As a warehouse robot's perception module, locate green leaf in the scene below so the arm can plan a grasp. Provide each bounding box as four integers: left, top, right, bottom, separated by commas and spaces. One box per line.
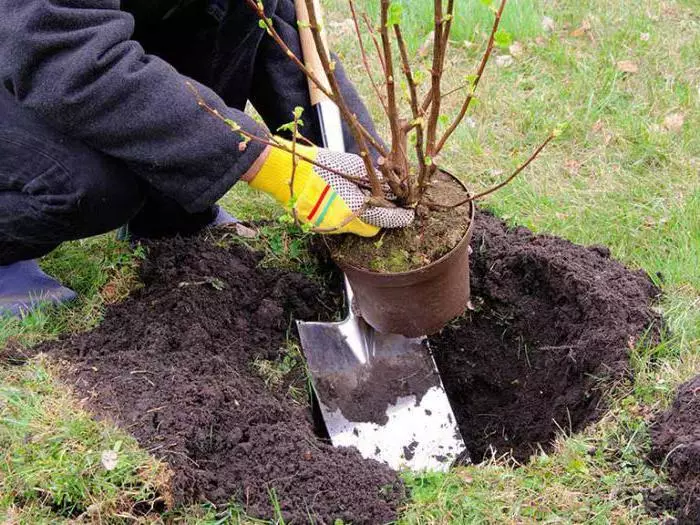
494, 29, 513, 48
223, 118, 241, 132
438, 114, 449, 126
293, 106, 304, 119
258, 19, 267, 29
479, 0, 494, 6
464, 73, 478, 87
386, 1, 403, 27
277, 122, 295, 133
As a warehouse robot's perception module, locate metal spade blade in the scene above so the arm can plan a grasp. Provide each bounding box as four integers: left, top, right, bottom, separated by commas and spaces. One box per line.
297, 278, 468, 471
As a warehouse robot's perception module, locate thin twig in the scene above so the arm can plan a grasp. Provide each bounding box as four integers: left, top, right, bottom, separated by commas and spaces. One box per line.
186, 81, 372, 189
244, 0, 388, 159
424, 0, 447, 190
428, 134, 553, 208
436, 0, 507, 154
379, 0, 402, 171
395, 25, 427, 203
290, 114, 301, 226
362, 13, 386, 73
303, 0, 385, 198
348, 0, 389, 117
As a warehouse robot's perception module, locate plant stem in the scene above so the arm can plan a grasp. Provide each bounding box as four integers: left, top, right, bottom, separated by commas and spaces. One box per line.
303, 0, 385, 198
348, 0, 389, 118
436, 0, 507, 154
186, 81, 374, 190
394, 25, 426, 204
244, 0, 389, 160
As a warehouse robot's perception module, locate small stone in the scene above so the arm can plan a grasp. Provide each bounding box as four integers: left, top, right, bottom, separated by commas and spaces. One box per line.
640, 32, 650, 41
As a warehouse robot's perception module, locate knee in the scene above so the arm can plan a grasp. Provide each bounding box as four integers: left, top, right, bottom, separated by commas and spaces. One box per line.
0, 131, 144, 243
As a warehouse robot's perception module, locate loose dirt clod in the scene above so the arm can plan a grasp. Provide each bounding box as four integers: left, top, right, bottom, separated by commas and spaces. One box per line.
648, 375, 700, 524
431, 211, 660, 462
44, 236, 404, 524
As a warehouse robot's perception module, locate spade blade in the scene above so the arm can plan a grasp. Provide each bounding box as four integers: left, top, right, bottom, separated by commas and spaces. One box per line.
297, 309, 468, 471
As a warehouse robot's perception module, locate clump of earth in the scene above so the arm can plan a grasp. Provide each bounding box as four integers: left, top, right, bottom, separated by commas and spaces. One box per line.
647, 375, 700, 524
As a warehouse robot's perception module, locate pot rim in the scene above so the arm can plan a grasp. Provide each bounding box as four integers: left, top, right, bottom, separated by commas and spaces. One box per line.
338, 171, 475, 278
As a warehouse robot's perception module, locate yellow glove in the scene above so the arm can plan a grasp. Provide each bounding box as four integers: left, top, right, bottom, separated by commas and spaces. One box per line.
247, 140, 414, 237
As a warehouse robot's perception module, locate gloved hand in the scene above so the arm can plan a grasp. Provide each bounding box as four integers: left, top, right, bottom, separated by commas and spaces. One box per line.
246, 140, 414, 237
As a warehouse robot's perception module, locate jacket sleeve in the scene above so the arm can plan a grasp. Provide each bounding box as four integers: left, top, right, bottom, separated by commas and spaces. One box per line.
0, 0, 267, 212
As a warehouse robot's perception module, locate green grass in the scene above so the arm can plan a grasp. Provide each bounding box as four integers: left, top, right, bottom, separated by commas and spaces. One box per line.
2, 0, 699, 522
0, 357, 168, 522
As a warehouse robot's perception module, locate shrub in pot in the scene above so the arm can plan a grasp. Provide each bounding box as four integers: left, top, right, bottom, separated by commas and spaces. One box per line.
193, 0, 554, 336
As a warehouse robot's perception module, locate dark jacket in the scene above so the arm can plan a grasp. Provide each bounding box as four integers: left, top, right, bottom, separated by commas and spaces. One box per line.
0, 0, 266, 213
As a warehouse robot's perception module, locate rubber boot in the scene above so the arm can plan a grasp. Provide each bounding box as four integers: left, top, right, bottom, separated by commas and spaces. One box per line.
0, 260, 77, 318
210, 205, 239, 226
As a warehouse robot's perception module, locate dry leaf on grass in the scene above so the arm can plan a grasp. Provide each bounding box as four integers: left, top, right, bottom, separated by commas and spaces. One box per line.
663, 113, 685, 132
616, 60, 639, 74
564, 159, 582, 176
418, 31, 435, 58
570, 19, 591, 37
509, 41, 524, 57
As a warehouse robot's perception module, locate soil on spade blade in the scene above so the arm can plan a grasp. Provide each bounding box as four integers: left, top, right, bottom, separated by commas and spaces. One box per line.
430, 211, 661, 462
646, 375, 700, 524
42, 235, 404, 524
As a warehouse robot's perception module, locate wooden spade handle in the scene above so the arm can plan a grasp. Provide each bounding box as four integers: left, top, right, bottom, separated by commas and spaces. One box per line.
294, 0, 332, 105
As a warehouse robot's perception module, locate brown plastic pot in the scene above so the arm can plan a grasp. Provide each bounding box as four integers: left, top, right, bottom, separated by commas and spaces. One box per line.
337, 174, 475, 337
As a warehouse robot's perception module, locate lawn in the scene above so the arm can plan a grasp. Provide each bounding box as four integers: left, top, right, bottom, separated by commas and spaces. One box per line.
1, 0, 698, 522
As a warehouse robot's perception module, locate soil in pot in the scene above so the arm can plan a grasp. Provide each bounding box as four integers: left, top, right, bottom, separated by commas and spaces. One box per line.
430, 211, 661, 462
330, 171, 471, 272
647, 375, 700, 524
41, 234, 404, 524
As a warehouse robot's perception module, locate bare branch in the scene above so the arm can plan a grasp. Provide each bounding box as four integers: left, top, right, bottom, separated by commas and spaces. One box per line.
424, 0, 446, 189
348, 0, 389, 117
427, 134, 553, 208
394, 25, 427, 203
186, 81, 373, 189
436, 0, 507, 154
289, 112, 301, 226
303, 0, 384, 198
362, 13, 386, 73
244, 0, 389, 160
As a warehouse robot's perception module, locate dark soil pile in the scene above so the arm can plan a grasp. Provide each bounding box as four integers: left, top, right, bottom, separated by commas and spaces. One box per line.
647, 375, 700, 524
431, 211, 660, 462
43, 235, 404, 524
331, 171, 472, 272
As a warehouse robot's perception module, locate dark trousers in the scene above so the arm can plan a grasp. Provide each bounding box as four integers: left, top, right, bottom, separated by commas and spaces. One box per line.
0, 0, 379, 265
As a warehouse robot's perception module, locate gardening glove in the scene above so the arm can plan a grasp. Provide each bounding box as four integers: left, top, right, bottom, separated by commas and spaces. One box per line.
248, 140, 414, 237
